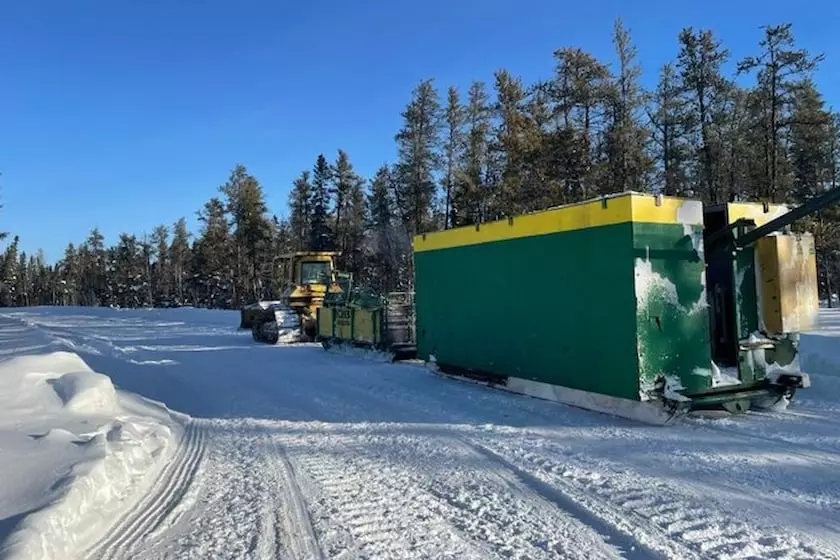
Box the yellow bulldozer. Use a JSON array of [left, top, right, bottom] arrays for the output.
[[240, 251, 347, 344]]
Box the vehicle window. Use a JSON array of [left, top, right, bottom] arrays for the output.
[[300, 261, 330, 284]]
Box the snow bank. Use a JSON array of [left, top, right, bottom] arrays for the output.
[[0, 318, 185, 560]]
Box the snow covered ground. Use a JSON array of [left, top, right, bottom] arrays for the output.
[[1, 306, 839, 559]]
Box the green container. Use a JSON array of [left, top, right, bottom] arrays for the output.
[[413, 193, 718, 423]]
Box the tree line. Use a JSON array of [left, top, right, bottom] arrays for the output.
[[3, 20, 840, 309]]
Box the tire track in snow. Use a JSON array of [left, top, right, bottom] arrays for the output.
[[285, 427, 627, 559], [467, 435, 836, 560], [260, 432, 324, 560], [284, 431, 495, 559], [689, 416, 840, 468], [451, 437, 662, 560], [87, 419, 207, 560]]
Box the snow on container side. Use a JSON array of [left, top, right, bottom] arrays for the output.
[[413, 192, 709, 423]]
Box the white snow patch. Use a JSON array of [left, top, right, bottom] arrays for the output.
[[663, 375, 691, 402], [425, 353, 440, 372], [127, 358, 178, 366], [697, 362, 742, 388], [676, 199, 705, 253], [244, 300, 284, 311], [323, 344, 395, 363], [0, 320, 183, 560], [634, 258, 706, 315], [45, 363, 120, 415], [713, 363, 741, 387], [765, 356, 811, 388], [638, 377, 656, 401]]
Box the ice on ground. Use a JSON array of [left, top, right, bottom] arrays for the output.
[[0, 317, 184, 560]]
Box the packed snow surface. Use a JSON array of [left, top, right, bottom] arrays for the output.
[[1, 306, 840, 559]]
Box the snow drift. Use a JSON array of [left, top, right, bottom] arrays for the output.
[[0, 318, 185, 560]]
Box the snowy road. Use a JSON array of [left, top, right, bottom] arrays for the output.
[[3, 307, 840, 559]]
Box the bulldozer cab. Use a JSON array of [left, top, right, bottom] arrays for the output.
[[276, 252, 340, 289]]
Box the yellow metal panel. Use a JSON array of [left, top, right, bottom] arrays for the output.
[[318, 307, 334, 338], [335, 308, 353, 339], [756, 234, 819, 334], [727, 202, 789, 227], [413, 192, 701, 253], [352, 309, 379, 345], [630, 195, 703, 226]]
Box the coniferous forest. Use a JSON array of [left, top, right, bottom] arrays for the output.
[[3, 21, 840, 309]]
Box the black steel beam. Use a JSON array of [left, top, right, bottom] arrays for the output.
[[734, 187, 840, 249]]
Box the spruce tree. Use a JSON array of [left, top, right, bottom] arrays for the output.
[[29, 253, 47, 306], [288, 171, 313, 251], [394, 79, 443, 236], [550, 48, 612, 201], [15, 251, 28, 307], [788, 81, 833, 201], [151, 225, 170, 305], [1, 236, 19, 306], [442, 86, 466, 228], [220, 164, 272, 302], [139, 236, 154, 307], [76, 243, 94, 306], [85, 228, 108, 305], [647, 64, 692, 195], [451, 81, 492, 226], [366, 164, 409, 292], [310, 154, 334, 251], [493, 70, 543, 215], [113, 234, 141, 308], [343, 181, 367, 278], [676, 28, 730, 202], [606, 18, 652, 193], [738, 24, 825, 201], [170, 218, 190, 305], [195, 197, 233, 307], [331, 150, 365, 260]]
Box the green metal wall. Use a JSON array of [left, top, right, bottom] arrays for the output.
[[414, 223, 642, 401], [416, 220, 714, 403], [632, 223, 712, 396]]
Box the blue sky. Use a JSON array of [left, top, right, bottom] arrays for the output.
[[2, 1, 839, 262]]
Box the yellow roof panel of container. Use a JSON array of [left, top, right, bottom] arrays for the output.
[[726, 202, 789, 227], [413, 192, 704, 253]]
